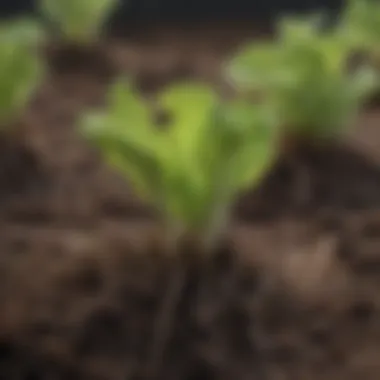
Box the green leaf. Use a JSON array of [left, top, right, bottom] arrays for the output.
[[0, 19, 44, 126], [81, 112, 162, 201], [350, 64, 380, 100], [227, 11, 374, 139], [158, 83, 218, 190], [0, 18, 45, 46], [277, 13, 325, 43], [40, 0, 118, 42], [106, 79, 152, 132], [81, 82, 163, 199], [227, 42, 297, 91], [340, 0, 380, 53], [159, 83, 218, 159], [219, 100, 279, 188]]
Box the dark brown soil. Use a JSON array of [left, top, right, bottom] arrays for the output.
[[43, 42, 116, 78], [2, 21, 380, 380]]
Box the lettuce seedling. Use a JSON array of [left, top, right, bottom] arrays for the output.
[[227, 15, 378, 142], [81, 80, 278, 252], [0, 18, 45, 46], [340, 0, 380, 59], [0, 19, 45, 128], [39, 0, 118, 44]]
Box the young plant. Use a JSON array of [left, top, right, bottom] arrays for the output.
[[81, 80, 279, 252], [0, 18, 45, 46], [339, 0, 380, 60], [227, 14, 378, 143], [0, 19, 45, 129], [39, 0, 118, 44]]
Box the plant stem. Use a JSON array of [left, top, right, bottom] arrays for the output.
[[145, 255, 186, 379], [203, 200, 231, 253]]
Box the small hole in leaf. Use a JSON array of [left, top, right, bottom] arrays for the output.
[[154, 108, 172, 130]]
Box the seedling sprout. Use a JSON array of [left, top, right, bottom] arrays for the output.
[[227, 14, 378, 142], [340, 0, 380, 60], [0, 19, 45, 129], [39, 0, 119, 44], [81, 80, 279, 252]]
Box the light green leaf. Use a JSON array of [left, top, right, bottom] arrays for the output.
[[277, 13, 325, 43], [217, 100, 279, 188], [228, 11, 374, 139], [158, 83, 218, 189], [0, 19, 44, 127], [81, 111, 162, 200], [350, 64, 380, 100], [340, 0, 380, 53], [40, 0, 118, 42], [227, 42, 296, 91], [0, 18, 45, 46], [106, 79, 152, 132]]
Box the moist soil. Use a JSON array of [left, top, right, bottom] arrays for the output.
[[2, 21, 380, 380]]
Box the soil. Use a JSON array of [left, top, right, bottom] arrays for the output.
[[2, 21, 380, 380]]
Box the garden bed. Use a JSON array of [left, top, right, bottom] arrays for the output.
[[1, 21, 380, 380]]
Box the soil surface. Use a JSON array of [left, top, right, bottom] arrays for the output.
[[2, 21, 380, 380]]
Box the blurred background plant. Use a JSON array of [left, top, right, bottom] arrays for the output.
[[227, 12, 379, 143]]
